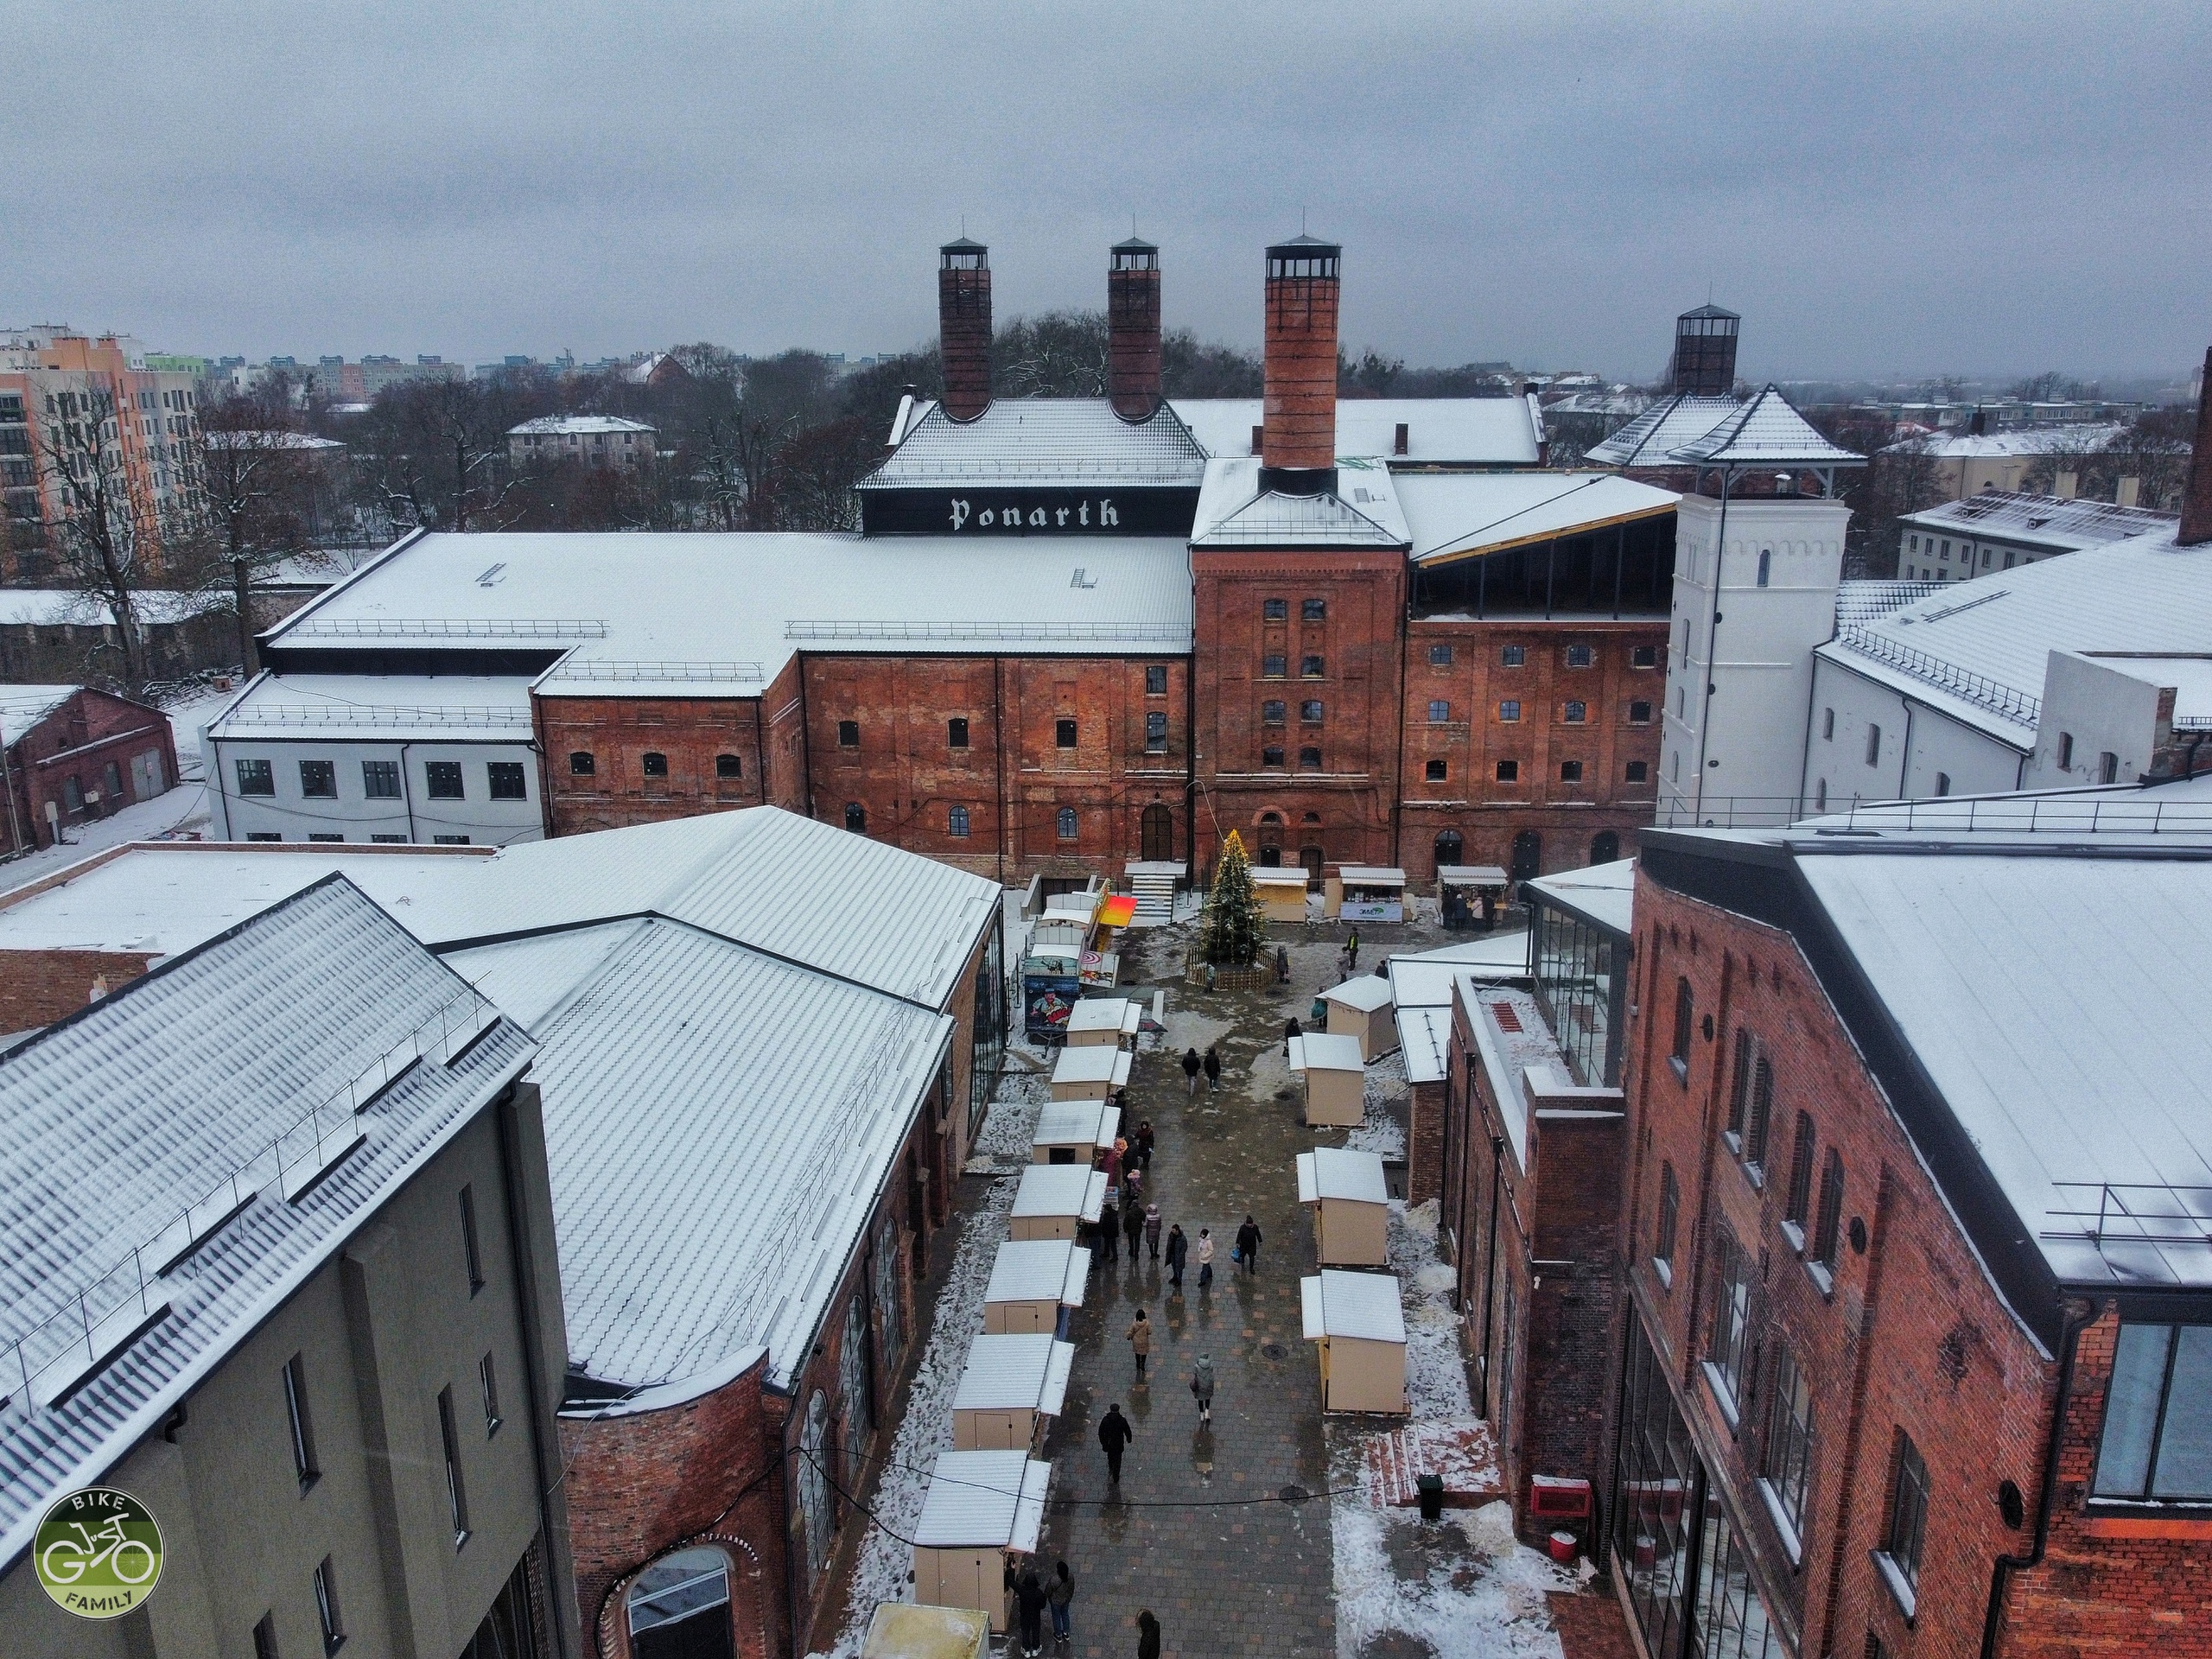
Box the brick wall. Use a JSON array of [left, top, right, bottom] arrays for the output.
[[8, 688, 181, 848], [1405, 1075, 1446, 1206], [0, 946, 156, 1029], [533, 694, 766, 836]]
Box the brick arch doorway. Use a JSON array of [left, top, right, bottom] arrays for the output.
[[1254, 809, 1286, 868], [1300, 847, 1325, 888], [1141, 804, 1174, 862], [626, 1546, 742, 1659]]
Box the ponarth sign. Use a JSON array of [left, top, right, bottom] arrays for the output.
[[860, 486, 1199, 537]]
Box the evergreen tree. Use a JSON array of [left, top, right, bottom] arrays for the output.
[[1201, 831, 1266, 967]]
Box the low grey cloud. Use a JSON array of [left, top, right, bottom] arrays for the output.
[[3, 0, 2206, 381]]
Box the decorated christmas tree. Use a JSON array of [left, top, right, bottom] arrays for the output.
[[1201, 830, 1266, 967]]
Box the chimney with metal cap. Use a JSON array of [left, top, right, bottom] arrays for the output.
[[2180, 346, 2212, 546], [1108, 237, 1162, 421], [938, 237, 992, 422], [1260, 232, 1341, 494], [1669, 304, 1740, 396]]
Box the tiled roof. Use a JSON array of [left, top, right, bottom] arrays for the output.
[[861, 399, 1209, 488]]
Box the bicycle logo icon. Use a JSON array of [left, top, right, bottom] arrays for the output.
[[34, 1487, 162, 1618]]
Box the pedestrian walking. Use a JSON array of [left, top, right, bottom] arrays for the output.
[[1049, 1561, 1075, 1643], [1013, 1566, 1048, 1657], [1196, 1227, 1216, 1287], [1203, 1046, 1221, 1091], [1137, 1608, 1161, 1659], [1347, 927, 1360, 969], [1283, 1016, 1301, 1058], [1098, 1402, 1134, 1484], [1181, 1046, 1201, 1095], [1135, 1119, 1155, 1170], [1121, 1161, 1142, 1211], [1275, 943, 1291, 983], [1205, 962, 1217, 991], [1126, 1308, 1153, 1377], [1190, 1353, 1216, 1423], [1098, 1198, 1120, 1263], [1122, 1198, 1145, 1261], [1165, 1223, 1188, 1289], [1236, 1214, 1262, 1274], [1143, 1204, 1162, 1260]]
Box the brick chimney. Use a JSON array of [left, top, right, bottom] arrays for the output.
[[1108, 237, 1162, 421], [1260, 234, 1341, 494], [938, 237, 992, 422], [1669, 304, 1740, 396], [2180, 346, 2212, 546]]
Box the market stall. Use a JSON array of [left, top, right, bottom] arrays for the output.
[[1295, 1147, 1390, 1266], [1063, 996, 1140, 1049], [951, 1332, 1076, 1452], [1048, 1043, 1132, 1102], [1020, 940, 1083, 1044], [983, 1238, 1089, 1336], [1009, 1164, 1107, 1242], [1438, 864, 1511, 931], [1287, 1031, 1368, 1127], [1327, 867, 1407, 923], [1252, 865, 1312, 924], [1031, 1098, 1121, 1165], [910, 1451, 1052, 1632], [1300, 1268, 1408, 1414], [859, 1603, 992, 1659], [1322, 974, 1399, 1060]]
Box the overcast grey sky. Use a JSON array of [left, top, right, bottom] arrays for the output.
[[7, 2, 2208, 382]]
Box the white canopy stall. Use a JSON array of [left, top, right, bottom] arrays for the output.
[[911, 1451, 1052, 1632], [1032, 1098, 1122, 1165], [1300, 1269, 1408, 1414], [1064, 997, 1141, 1049], [951, 1333, 1077, 1452], [1009, 1164, 1108, 1242], [1049, 1043, 1132, 1102], [983, 1239, 1090, 1337], [1295, 1147, 1390, 1266], [1322, 974, 1399, 1061], [1287, 1031, 1368, 1127]]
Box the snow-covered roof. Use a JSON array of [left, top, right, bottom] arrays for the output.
[[1322, 975, 1395, 1014], [270, 531, 1194, 690], [0, 683, 79, 737], [207, 672, 536, 742], [951, 1334, 1075, 1415], [1387, 934, 1530, 1026], [1436, 864, 1510, 885], [862, 399, 1209, 488], [1586, 388, 1860, 470], [203, 429, 344, 451], [1884, 423, 2126, 460], [1012, 1165, 1106, 1224], [984, 1240, 1088, 1308], [1296, 1147, 1389, 1206], [1032, 1098, 1119, 1151], [0, 878, 529, 1569], [1250, 866, 1309, 887], [1819, 522, 2212, 746], [1584, 395, 1743, 467], [1901, 490, 2177, 553], [912, 1451, 1050, 1551], [1339, 866, 1405, 886], [1834, 580, 1941, 626], [1300, 1269, 1406, 1344], [1287, 1032, 1365, 1074], [1395, 472, 1678, 566], [1395, 1007, 1452, 1087], [1458, 980, 1567, 1166], [507, 414, 655, 436], [1050, 1045, 1131, 1090], [1191, 457, 1408, 549], [1523, 859, 1636, 936], [1064, 997, 1139, 1038], [1170, 396, 1543, 467]]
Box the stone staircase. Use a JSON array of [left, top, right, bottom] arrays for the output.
[[1125, 861, 1184, 927], [1362, 1420, 1505, 1510]]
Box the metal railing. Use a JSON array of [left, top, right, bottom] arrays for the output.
[[785, 620, 1189, 643], [0, 988, 493, 1421], [1652, 793, 2212, 836], [2041, 1184, 2212, 1285], [226, 703, 535, 729], [283, 618, 608, 639], [1832, 626, 2041, 726], [539, 659, 764, 684]]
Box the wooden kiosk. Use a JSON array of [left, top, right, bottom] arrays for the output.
[[1438, 864, 1510, 931], [983, 1239, 1088, 1336], [1032, 1098, 1121, 1165], [1009, 1164, 1107, 1242], [1326, 867, 1407, 923], [910, 1450, 1051, 1633], [1048, 1043, 1131, 1102], [859, 1603, 991, 1659], [951, 1332, 1076, 1452], [1064, 997, 1140, 1049], [1252, 865, 1311, 924], [1295, 1147, 1390, 1266], [1287, 1032, 1368, 1127], [1300, 1269, 1408, 1414], [1322, 975, 1399, 1061]]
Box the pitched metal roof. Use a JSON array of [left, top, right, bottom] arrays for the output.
[[1191, 458, 1408, 550], [1901, 489, 2177, 552], [1583, 393, 1743, 467], [1300, 1269, 1405, 1343], [861, 398, 1209, 489], [1662, 386, 1863, 467], [1395, 472, 1678, 566], [1296, 1147, 1389, 1205], [0, 877, 529, 1571], [912, 1451, 1050, 1550], [951, 1333, 1075, 1414]]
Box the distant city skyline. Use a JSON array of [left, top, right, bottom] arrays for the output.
[[4, 3, 2208, 385]]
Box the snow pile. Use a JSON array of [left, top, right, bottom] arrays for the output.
[[1390, 1200, 1472, 1421], [969, 1066, 1047, 1166], [825, 1167, 1020, 1656]]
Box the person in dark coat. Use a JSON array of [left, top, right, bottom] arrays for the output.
[[1137, 1608, 1162, 1659], [1098, 1197, 1120, 1262], [1181, 1046, 1201, 1093], [1143, 1204, 1162, 1261], [1013, 1565, 1049, 1657], [1098, 1403, 1134, 1484], [1164, 1223, 1188, 1289], [1235, 1214, 1262, 1274], [1135, 1119, 1156, 1170], [1203, 1046, 1221, 1091], [1048, 1560, 1075, 1643], [1122, 1198, 1144, 1261], [1121, 1161, 1143, 1211], [1275, 943, 1291, 982], [1283, 1016, 1301, 1058]]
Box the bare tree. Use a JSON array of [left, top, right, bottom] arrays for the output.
[[181, 405, 320, 674], [995, 312, 1109, 397], [32, 383, 156, 687]]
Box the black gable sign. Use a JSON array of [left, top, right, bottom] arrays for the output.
[[861, 486, 1200, 537]]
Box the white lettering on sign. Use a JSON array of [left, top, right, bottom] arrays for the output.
[[949, 499, 970, 531], [1100, 499, 1117, 526], [939, 496, 1130, 532]]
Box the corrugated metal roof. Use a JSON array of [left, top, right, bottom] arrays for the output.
[[1012, 1165, 1106, 1224], [0, 878, 530, 1570], [861, 399, 1209, 488], [912, 1451, 1051, 1549], [1296, 1148, 1389, 1205], [950, 1333, 1076, 1413], [984, 1240, 1087, 1307], [1585, 394, 1742, 467], [1902, 489, 2176, 552], [1301, 1269, 1405, 1343], [1663, 386, 1862, 467], [1171, 397, 1542, 466]]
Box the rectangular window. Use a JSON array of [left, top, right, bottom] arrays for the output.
[[1707, 1229, 1755, 1412], [1300, 654, 1325, 677], [1671, 977, 1694, 1075], [1564, 700, 1588, 724], [1629, 700, 1653, 723], [1425, 759, 1446, 782], [1427, 700, 1451, 722], [1262, 700, 1286, 725], [1745, 1054, 1775, 1179], [1055, 718, 1077, 748], [838, 719, 860, 748], [1496, 760, 1518, 782], [237, 757, 275, 796], [299, 760, 337, 798], [1145, 664, 1168, 695], [1655, 1162, 1679, 1287], [1567, 644, 1593, 668], [1631, 645, 1656, 668], [432, 835, 470, 845], [2057, 732, 2074, 770], [313, 1557, 344, 1654], [1056, 806, 1078, 839], [2099, 751, 2120, 785], [437, 1386, 470, 1545], [948, 804, 970, 837], [2094, 1324, 2212, 1501], [1262, 598, 1287, 621], [283, 1353, 318, 1486], [1298, 746, 1322, 770], [308, 833, 344, 843], [1866, 725, 1882, 767], [1883, 1435, 1930, 1601], [1499, 699, 1522, 722], [1502, 645, 1526, 667], [362, 760, 400, 798], [1428, 644, 1453, 667], [1560, 760, 1585, 782], [1727, 1029, 1753, 1143], [1301, 598, 1326, 621], [1783, 1112, 1816, 1241], [1262, 653, 1287, 677], [1262, 746, 1285, 767], [371, 834, 407, 844], [1145, 712, 1167, 753], [1625, 760, 1649, 783], [479, 1352, 502, 1435], [1763, 1346, 1815, 1548], [486, 762, 526, 801], [245, 831, 284, 842], [1811, 1147, 1845, 1283], [947, 716, 969, 748], [1822, 708, 1835, 741], [460, 1184, 486, 1294], [1300, 700, 1324, 724], [424, 761, 463, 799]]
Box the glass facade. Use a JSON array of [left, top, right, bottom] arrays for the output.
[[969, 925, 1005, 1140], [1532, 894, 1626, 1085]]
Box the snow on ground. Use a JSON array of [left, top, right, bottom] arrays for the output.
[[160, 687, 238, 778], [823, 1160, 1022, 1657], [969, 1065, 1048, 1165], [0, 782, 211, 895], [1347, 1050, 1411, 1161], [1326, 1197, 1573, 1658]]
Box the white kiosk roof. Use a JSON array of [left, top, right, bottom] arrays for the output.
[[1437, 864, 1510, 886], [952, 1334, 1077, 1415], [985, 1240, 1090, 1307], [1013, 1164, 1108, 1224], [1300, 1269, 1408, 1344], [1296, 1147, 1390, 1206], [912, 1450, 1051, 1551], [1050, 1046, 1133, 1088], [1064, 998, 1140, 1037], [1338, 867, 1406, 887], [1323, 975, 1395, 1014], [1033, 1099, 1122, 1150], [1287, 1032, 1366, 1075], [1251, 867, 1310, 887]]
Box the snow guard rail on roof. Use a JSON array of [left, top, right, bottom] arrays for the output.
[[1832, 625, 2043, 726]]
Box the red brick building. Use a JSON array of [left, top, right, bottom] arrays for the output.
[[0, 683, 176, 850], [1605, 817, 2212, 1659]]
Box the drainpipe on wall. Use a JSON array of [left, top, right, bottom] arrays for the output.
[[1980, 1300, 2092, 1659], [1690, 467, 1732, 821]]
